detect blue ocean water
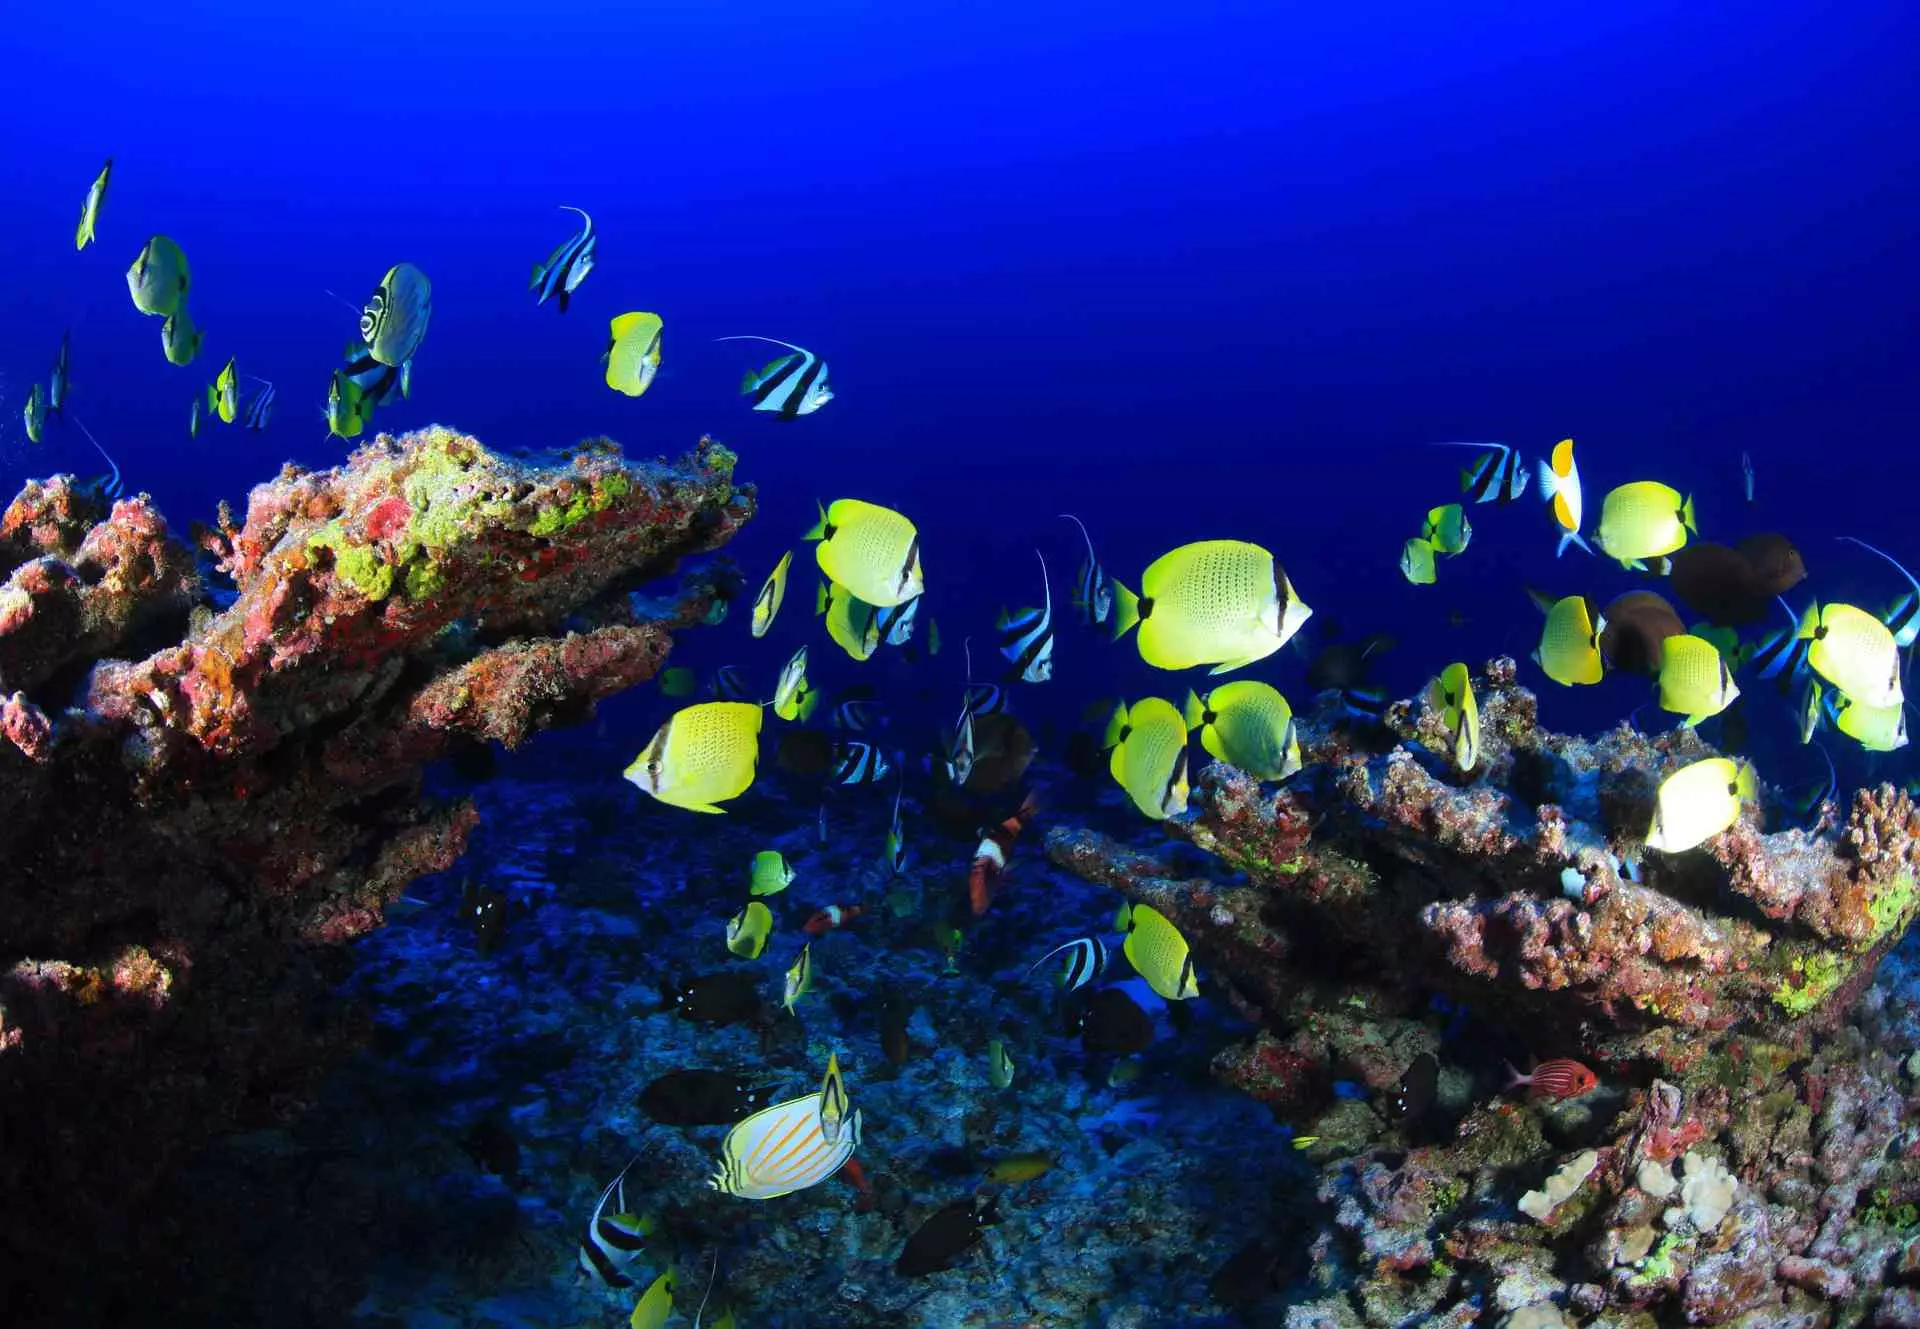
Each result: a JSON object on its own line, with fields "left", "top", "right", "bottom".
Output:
{"left": 7, "top": 3, "right": 1920, "bottom": 1324}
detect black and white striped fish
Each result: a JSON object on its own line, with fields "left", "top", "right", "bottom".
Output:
{"left": 242, "top": 380, "right": 276, "bottom": 431}
{"left": 830, "top": 740, "right": 891, "bottom": 785}
{"left": 1060, "top": 513, "right": 1111, "bottom": 625}
{"left": 876, "top": 594, "right": 921, "bottom": 646}
{"left": 831, "top": 699, "right": 884, "bottom": 732}
{"left": 531, "top": 205, "right": 596, "bottom": 313}
{"left": 711, "top": 666, "right": 751, "bottom": 701}
{"left": 577, "top": 1154, "right": 656, "bottom": 1288}
{"left": 341, "top": 340, "right": 407, "bottom": 409}
{"left": 74, "top": 418, "right": 123, "bottom": 501}
{"left": 1440, "top": 442, "right": 1529, "bottom": 504}
{"left": 946, "top": 703, "right": 976, "bottom": 786}
{"left": 717, "top": 335, "right": 833, "bottom": 419}
{"left": 1022, "top": 936, "right": 1107, "bottom": 992}
{"left": 997, "top": 551, "right": 1054, "bottom": 683}
{"left": 965, "top": 683, "right": 1008, "bottom": 717}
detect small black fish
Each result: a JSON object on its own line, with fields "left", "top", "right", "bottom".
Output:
{"left": 462, "top": 879, "right": 518, "bottom": 956}
{"left": 459, "top": 1113, "right": 521, "bottom": 1185}
{"left": 669, "top": 971, "right": 765, "bottom": 1025}
{"left": 637, "top": 1069, "right": 777, "bottom": 1126}
{"left": 1387, "top": 1051, "right": 1438, "bottom": 1121}
{"left": 1075, "top": 988, "right": 1154, "bottom": 1055}
{"left": 896, "top": 1193, "right": 1000, "bottom": 1277}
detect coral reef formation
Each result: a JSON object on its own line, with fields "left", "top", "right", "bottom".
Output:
{"left": 1047, "top": 657, "right": 1920, "bottom": 1324}
{"left": 0, "top": 427, "right": 749, "bottom": 1317}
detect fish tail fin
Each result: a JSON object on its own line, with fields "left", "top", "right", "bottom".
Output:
{"left": 1523, "top": 585, "right": 1555, "bottom": 616}
{"left": 815, "top": 581, "right": 831, "bottom": 616}
{"left": 1556, "top": 530, "right": 1592, "bottom": 558}
{"left": 1102, "top": 702, "right": 1129, "bottom": 750}
{"left": 1796, "top": 602, "right": 1820, "bottom": 641}
{"left": 1111, "top": 580, "right": 1141, "bottom": 639}
{"left": 1679, "top": 494, "right": 1697, "bottom": 534}
{"left": 803, "top": 500, "right": 829, "bottom": 542}
{"left": 529, "top": 261, "right": 546, "bottom": 290}
{"left": 1181, "top": 690, "right": 1206, "bottom": 732}
{"left": 1503, "top": 1061, "right": 1527, "bottom": 1091}
{"left": 1533, "top": 457, "right": 1558, "bottom": 501}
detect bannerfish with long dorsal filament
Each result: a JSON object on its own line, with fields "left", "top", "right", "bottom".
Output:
{"left": 531, "top": 205, "right": 595, "bottom": 311}
{"left": 717, "top": 335, "right": 833, "bottom": 418}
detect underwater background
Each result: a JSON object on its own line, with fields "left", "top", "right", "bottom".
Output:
{"left": 6, "top": 3, "right": 1920, "bottom": 1327}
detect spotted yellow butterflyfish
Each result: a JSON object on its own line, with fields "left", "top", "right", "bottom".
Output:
{"left": 1798, "top": 601, "right": 1902, "bottom": 710}
{"left": 710, "top": 1053, "right": 861, "bottom": 1199}
{"left": 804, "top": 498, "right": 923, "bottom": 608}
{"left": 1111, "top": 539, "right": 1312, "bottom": 674}
{"left": 623, "top": 701, "right": 762, "bottom": 814}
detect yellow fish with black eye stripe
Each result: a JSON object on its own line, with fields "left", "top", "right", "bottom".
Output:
{"left": 1429, "top": 662, "right": 1479, "bottom": 772}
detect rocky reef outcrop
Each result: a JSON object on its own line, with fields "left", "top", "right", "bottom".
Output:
{"left": 1049, "top": 657, "right": 1920, "bottom": 1325}
{"left": 0, "top": 427, "right": 749, "bottom": 1315}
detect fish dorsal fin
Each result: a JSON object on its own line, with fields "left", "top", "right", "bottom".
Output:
{"left": 1059, "top": 512, "right": 1097, "bottom": 564}
{"left": 715, "top": 334, "right": 810, "bottom": 356}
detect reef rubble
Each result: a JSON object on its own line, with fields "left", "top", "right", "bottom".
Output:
{"left": 1048, "top": 657, "right": 1920, "bottom": 1325}
{"left": 0, "top": 426, "right": 750, "bottom": 1317}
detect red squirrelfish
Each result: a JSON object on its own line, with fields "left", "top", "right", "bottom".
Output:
{"left": 1505, "top": 1058, "right": 1598, "bottom": 1100}
{"left": 969, "top": 791, "right": 1040, "bottom": 917}
{"left": 803, "top": 903, "right": 866, "bottom": 936}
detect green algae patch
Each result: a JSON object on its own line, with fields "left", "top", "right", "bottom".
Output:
{"left": 1772, "top": 948, "right": 1850, "bottom": 1014}
{"left": 527, "top": 471, "right": 633, "bottom": 539}
{"left": 1865, "top": 870, "right": 1917, "bottom": 949}
{"left": 400, "top": 429, "right": 516, "bottom": 554}
{"left": 308, "top": 522, "right": 395, "bottom": 601}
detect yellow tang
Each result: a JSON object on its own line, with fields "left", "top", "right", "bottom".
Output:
{"left": 726, "top": 900, "right": 774, "bottom": 959}
{"left": 1429, "top": 662, "right": 1479, "bottom": 772}
{"left": 361, "top": 262, "right": 432, "bottom": 368}
{"left": 1533, "top": 594, "right": 1605, "bottom": 686}
{"left": 630, "top": 1269, "right": 675, "bottom": 1329}
{"left": 1115, "top": 900, "right": 1200, "bottom": 1000}
{"left": 1592, "top": 481, "right": 1695, "bottom": 568}
{"left": 604, "top": 311, "right": 664, "bottom": 397}
{"left": 805, "top": 498, "right": 924, "bottom": 608}
{"left": 1182, "top": 681, "right": 1301, "bottom": 780}
{"left": 1422, "top": 504, "right": 1471, "bottom": 555}
{"left": 984, "top": 1152, "right": 1052, "bottom": 1184}
{"left": 1832, "top": 689, "right": 1908, "bottom": 752}
{"left": 208, "top": 357, "right": 239, "bottom": 424}
{"left": 126, "top": 234, "right": 190, "bottom": 317}
{"left": 1646, "top": 756, "right": 1755, "bottom": 853}
{"left": 161, "top": 307, "right": 204, "bottom": 367}
{"left": 623, "top": 701, "right": 762, "bottom": 814}
{"left": 1103, "top": 696, "right": 1190, "bottom": 820}
{"left": 783, "top": 942, "right": 813, "bottom": 1012}
{"left": 1799, "top": 602, "right": 1901, "bottom": 709}
{"left": 1112, "top": 539, "right": 1313, "bottom": 674}
{"left": 816, "top": 580, "right": 882, "bottom": 662}
{"left": 1400, "top": 537, "right": 1438, "bottom": 586}
{"left": 754, "top": 550, "right": 793, "bottom": 638}
{"left": 76, "top": 158, "right": 111, "bottom": 250}
{"left": 750, "top": 849, "right": 795, "bottom": 895}
{"left": 772, "top": 646, "right": 811, "bottom": 722}
{"left": 1656, "top": 633, "right": 1740, "bottom": 727}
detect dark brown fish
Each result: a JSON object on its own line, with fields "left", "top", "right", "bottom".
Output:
{"left": 637, "top": 1069, "right": 777, "bottom": 1125}
{"left": 459, "top": 1114, "right": 520, "bottom": 1185}
{"left": 1387, "top": 1051, "right": 1438, "bottom": 1121}
{"left": 963, "top": 713, "right": 1035, "bottom": 794}
{"left": 1306, "top": 633, "right": 1394, "bottom": 692}
{"left": 1737, "top": 532, "right": 1806, "bottom": 596}
{"left": 1668, "top": 542, "right": 1768, "bottom": 626}
{"left": 1599, "top": 591, "right": 1686, "bottom": 674}
{"left": 1076, "top": 988, "right": 1154, "bottom": 1055}
{"left": 774, "top": 729, "right": 835, "bottom": 778}
{"left": 668, "top": 971, "right": 765, "bottom": 1024}
{"left": 896, "top": 1193, "right": 1000, "bottom": 1276}
{"left": 879, "top": 995, "right": 913, "bottom": 1068}
{"left": 462, "top": 878, "right": 517, "bottom": 957}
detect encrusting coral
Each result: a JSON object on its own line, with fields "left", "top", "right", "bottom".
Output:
{"left": 1047, "top": 657, "right": 1920, "bottom": 1324}
{"left": 0, "top": 426, "right": 751, "bottom": 1316}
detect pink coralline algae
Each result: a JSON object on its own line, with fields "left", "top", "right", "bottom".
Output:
{"left": 1047, "top": 657, "right": 1920, "bottom": 1325}
{"left": 0, "top": 426, "right": 751, "bottom": 1310}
